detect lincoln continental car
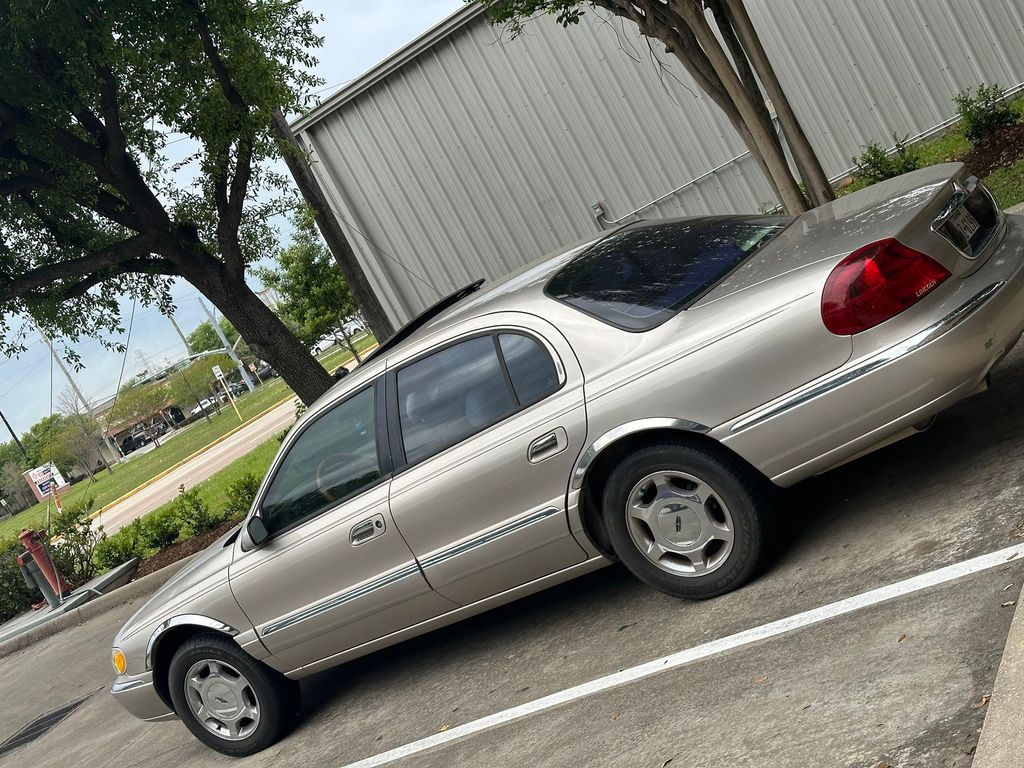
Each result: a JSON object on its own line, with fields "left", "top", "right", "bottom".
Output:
{"left": 110, "top": 163, "right": 1023, "bottom": 754}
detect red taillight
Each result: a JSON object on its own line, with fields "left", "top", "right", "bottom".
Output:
{"left": 821, "top": 238, "right": 950, "bottom": 335}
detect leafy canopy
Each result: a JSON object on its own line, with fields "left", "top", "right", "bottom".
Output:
{"left": 257, "top": 207, "right": 359, "bottom": 348}
{"left": 0, "top": 0, "right": 322, "bottom": 362}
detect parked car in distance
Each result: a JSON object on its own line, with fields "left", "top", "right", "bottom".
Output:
{"left": 255, "top": 363, "right": 278, "bottom": 380}
{"left": 190, "top": 398, "right": 216, "bottom": 417}
{"left": 111, "top": 164, "right": 1024, "bottom": 755}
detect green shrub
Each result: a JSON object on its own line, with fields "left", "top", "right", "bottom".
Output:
{"left": 222, "top": 473, "right": 261, "bottom": 520}
{"left": 139, "top": 506, "right": 181, "bottom": 549}
{"left": 0, "top": 537, "right": 37, "bottom": 623}
{"left": 93, "top": 519, "right": 149, "bottom": 571}
{"left": 954, "top": 84, "right": 1017, "bottom": 145}
{"left": 852, "top": 134, "right": 921, "bottom": 185}
{"left": 171, "top": 484, "right": 218, "bottom": 538}
{"left": 48, "top": 497, "right": 102, "bottom": 588}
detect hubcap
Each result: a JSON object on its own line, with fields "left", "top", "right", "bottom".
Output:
{"left": 183, "top": 659, "right": 260, "bottom": 741}
{"left": 625, "top": 470, "right": 735, "bottom": 577}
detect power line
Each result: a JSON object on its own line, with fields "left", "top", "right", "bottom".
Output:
{"left": 323, "top": 202, "right": 442, "bottom": 297}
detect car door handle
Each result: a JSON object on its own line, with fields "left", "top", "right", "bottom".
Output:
{"left": 350, "top": 514, "right": 385, "bottom": 546}
{"left": 528, "top": 429, "right": 566, "bottom": 463}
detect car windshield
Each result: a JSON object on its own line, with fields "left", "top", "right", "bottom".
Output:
{"left": 545, "top": 216, "right": 791, "bottom": 331}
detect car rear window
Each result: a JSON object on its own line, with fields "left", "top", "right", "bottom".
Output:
{"left": 545, "top": 217, "right": 791, "bottom": 331}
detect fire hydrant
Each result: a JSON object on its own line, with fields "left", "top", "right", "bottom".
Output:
{"left": 19, "top": 529, "right": 71, "bottom": 598}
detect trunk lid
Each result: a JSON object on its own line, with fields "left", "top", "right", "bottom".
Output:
{"left": 697, "top": 162, "right": 1002, "bottom": 309}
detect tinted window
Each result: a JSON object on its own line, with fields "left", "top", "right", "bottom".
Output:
{"left": 261, "top": 387, "right": 380, "bottom": 534}
{"left": 546, "top": 217, "right": 791, "bottom": 331}
{"left": 499, "top": 334, "right": 559, "bottom": 405}
{"left": 398, "top": 336, "right": 515, "bottom": 465}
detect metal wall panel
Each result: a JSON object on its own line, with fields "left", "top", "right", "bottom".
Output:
{"left": 297, "top": 2, "right": 1024, "bottom": 325}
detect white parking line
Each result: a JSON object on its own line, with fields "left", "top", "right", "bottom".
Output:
{"left": 340, "top": 542, "right": 1024, "bottom": 768}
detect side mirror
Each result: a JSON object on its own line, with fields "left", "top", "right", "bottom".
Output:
{"left": 242, "top": 516, "right": 269, "bottom": 550}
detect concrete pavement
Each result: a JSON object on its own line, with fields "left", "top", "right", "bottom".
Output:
{"left": 92, "top": 398, "right": 295, "bottom": 535}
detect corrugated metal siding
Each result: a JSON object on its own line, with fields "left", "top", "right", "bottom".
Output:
{"left": 298, "top": 2, "right": 1024, "bottom": 326}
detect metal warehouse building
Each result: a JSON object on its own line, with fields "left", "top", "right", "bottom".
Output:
{"left": 293, "top": 2, "right": 1024, "bottom": 327}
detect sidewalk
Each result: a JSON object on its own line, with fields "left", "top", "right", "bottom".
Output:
{"left": 972, "top": 591, "right": 1024, "bottom": 767}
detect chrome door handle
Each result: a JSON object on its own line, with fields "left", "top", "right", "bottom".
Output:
{"left": 350, "top": 514, "right": 385, "bottom": 546}
{"left": 528, "top": 430, "right": 564, "bottom": 463}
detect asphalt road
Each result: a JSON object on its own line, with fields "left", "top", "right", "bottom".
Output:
{"left": 6, "top": 342, "right": 1024, "bottom": 767}
{"left": 92, "top": 398, "right": 296, "bottom": 535}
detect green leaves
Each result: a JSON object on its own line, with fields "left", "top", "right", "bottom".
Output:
{"left": 257, "top": 206, "right": 359, "bottom": 347}
{"left": 0, "top": 0, "right": 322, "bottom": 356}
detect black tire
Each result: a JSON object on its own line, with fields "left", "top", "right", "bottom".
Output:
{"left": 602, "top": 439, "right": 774, "bottom": 600}
{"left": 168, "top": 632, "right": 299, "bottom": 757}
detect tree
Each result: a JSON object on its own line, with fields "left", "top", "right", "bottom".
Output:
{"left": 479, "top": 0, "right": 834, "bottom": 212}
{"left": 20, "top": 414, "right": 68, "bottom": 469}
{"left": 0, "top": 461, "right": 34, "bottom": 513}
{"left": 106, "top": 382, "right": 170, "bottom": 446}
{"left": 166, "top": 354, "right": 232, "bottom": 418}
{"left": 57, "top": 388, "right": 115, "bottom": 474}
{"left": 186, "top": 317, "right": 239, "bottom": 354}
{"left": 42, "top": 420, "right": 105, "bottom": 482}
{"left": 258, "top": 207, "right": 365, "bottom": 363}
{"left": 0, "top": 0, "right": 334, "bottom": 405}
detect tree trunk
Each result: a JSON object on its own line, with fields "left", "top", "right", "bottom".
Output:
{"left": 722, "top": 0, "right": 834, "bottom": 206}
{"left": 186, "top": 258, "right": 334, "bottom": 406}
{"left": 670, "top": 0, "right": 808, "bottom": 213}
{"left": 338, "top": 319, "right": 363, "bottom": 364}
{"left": 271, "top": 108, "right": 396, "bottom": 342}
{"left": 79, "top": 462, "right": 96, "bottom": 483}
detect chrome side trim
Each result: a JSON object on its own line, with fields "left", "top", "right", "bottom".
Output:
{"left": 730, "top": 281, "right": 1005, "bottom": 435}
{"left": 571, "top": 418, "right": 710, "bottom": 489}
{"left": 419, "top": 506, "right": 562, "bottom": 569}
{"left": 145, "top": 615, "right": 240, "bottom": 670}
{"left": 262, "top": 563, "right": 421, "bottom": 637}
{"left": 111, "top": 678, "right": 148, "bottom": 694}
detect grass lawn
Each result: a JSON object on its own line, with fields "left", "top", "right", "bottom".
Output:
{"left": 841, "top": 95, "right": 1024, "bottom": 206}
{"left": 0, "top": 334, "right": 376, "bottom": 541}
{"left": 170, "top": 437, "right": 280, "bottom": 521}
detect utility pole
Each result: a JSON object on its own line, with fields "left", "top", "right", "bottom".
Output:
{"left": 38, "top": 328, "right": 123, "bottom": 463}
{"left": 167, "top": 312, "right": 192, "bottom": 356}
{"left": 199, "top": 300, "right": 256, "bottom": 392}
{"left": 0, "top": 409, "right": 27, "bottom": 459}
{"left": 270, "top": 107, "right": 395, "bottom": 341}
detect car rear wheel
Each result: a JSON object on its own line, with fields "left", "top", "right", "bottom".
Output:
{"left": 168, "top": 633, "right": 298, "bottom": 756}
{"left": 602, "top": 440, "right": 773, "bottom": 599}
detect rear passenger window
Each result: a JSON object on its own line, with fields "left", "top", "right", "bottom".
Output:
{"left": 499, "top": 334, "right": 559, "bottom": 406}
{"left": 398, "top": 336, "right": 516, "bottom": 465}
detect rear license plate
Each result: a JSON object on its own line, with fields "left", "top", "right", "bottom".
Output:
{"left": 949, "top": 205, "right": 980, "bottom": 240}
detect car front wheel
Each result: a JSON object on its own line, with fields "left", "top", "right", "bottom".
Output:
{"left": 168, "top": 632, "right": 298, "bottom": 756}
{"left": 602, "top": 440, "right": 774, "bottom": 599}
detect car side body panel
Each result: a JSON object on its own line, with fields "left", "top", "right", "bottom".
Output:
{"left": 385, "top": 312, "right": 590, "bottom": 606}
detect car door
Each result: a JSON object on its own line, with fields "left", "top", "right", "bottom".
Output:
{"left": 386, "top": 318, "right": 589, "bottom": 606}
{"left": 229, "top": 381, "right": 457, "bottom": 672}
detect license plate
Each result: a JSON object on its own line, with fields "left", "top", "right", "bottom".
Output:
{"left": 949, "top": 205, "right": 980, "bottom": 241}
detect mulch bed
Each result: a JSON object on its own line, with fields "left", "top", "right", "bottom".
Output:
{"left": 959, "top": 122, "right": 1024, "bottom": 177}
{"left": 132, "top": 519, "right": 240, "bottom": 580}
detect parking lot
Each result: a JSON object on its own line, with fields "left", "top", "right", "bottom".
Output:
{"left": 5, "top": 342, "right": 1024, "bottom": 767}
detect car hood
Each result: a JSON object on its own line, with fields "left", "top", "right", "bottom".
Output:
{"left": 114, "top": 525, "right": 241, "bottom": 645}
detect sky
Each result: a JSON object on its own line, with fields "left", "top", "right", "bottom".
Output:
{"left": 0, "top": 0, "right": 463, "bottom": 441}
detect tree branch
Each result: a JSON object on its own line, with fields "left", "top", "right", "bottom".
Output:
{"left": 0, "top": 235, "right": 158, "bottom": 302}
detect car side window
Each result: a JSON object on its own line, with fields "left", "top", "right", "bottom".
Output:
{"left": 498, "top": 333, "right": 559, "bottom": 406}
{"left": 397, "top": 336, "right": 516, "bottom": 465}
{"left": 261, "top": 386, "right": 381, "bottom": 535}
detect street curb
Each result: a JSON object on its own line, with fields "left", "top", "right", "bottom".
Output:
{"left": 88, "top": 394, "right": 295, "bottom": 521}
{"left": 972, "top": 588, "right": 1024, "bottom": 767}
{"left": 0, "top": 555, "right": 197, "bottom": 660}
